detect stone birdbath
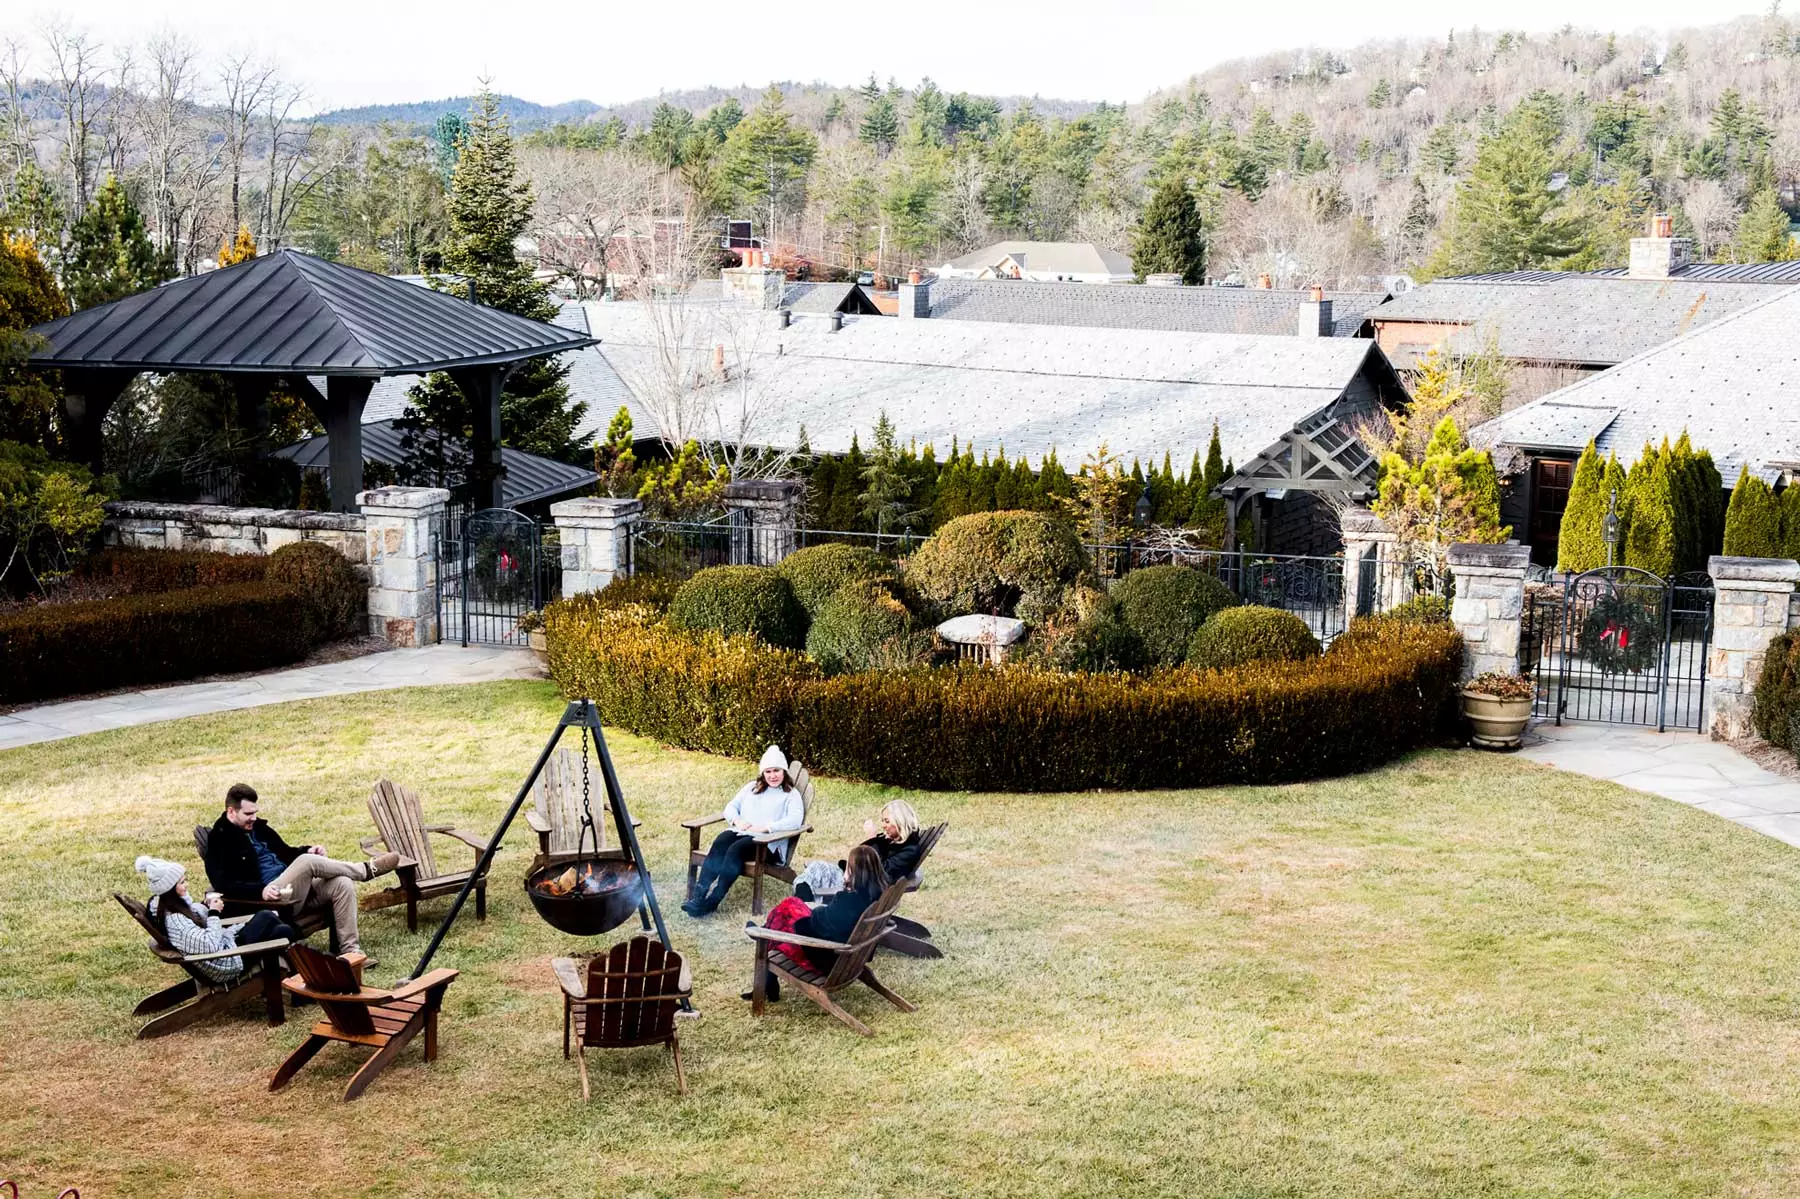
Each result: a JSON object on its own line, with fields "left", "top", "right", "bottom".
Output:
{"left": 936, "top": 614, "right": 1027, "bottom": 665}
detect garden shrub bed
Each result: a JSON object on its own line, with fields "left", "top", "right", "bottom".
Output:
{"left": 0, "top": 582, "right": 311, "bottom": 703}
{"left": 545, "top": 594, "right": 1463, "bottom": 790}
{"left": 76, "top": 547, "right": 271, "bottom": 594}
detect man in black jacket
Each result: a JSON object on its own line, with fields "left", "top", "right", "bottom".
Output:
{"left": 203, "top": 783, "right": 397, "bottom": 957}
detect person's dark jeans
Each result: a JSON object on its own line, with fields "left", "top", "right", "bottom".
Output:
{"left": 690, "top": 831, "right": 761, "bottom": 913}
{"left": 238, "top": 909, "right": 294, "bottom": 947}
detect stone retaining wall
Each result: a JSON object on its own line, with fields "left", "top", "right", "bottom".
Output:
{"left": 103, "top": 501, "right": 366, "bottom": 564}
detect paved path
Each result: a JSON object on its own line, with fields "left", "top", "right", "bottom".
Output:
{"left": 1519, "top": 721, "right": 1800, "bottom": 849}
{"left": 0, "top": 645, "right": 546, "bottom": 751}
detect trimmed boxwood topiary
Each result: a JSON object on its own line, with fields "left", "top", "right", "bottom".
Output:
{"left": 589, "top": 573, "right": 683, "bottom": 613}
{"left": 806, "top": 580, "right": 930, "bottom": 674}
{"left": 669, "top": 565, "right": 806, "bottom": 648}
{"left": 1111, "top": 565, "right": 1239, "bottom": 666}
{"left": 265, "top": 541, "right": 366, "bottom": 643}
{"left": 1186, "top": 605, "right": 1320, "bottom": 670}
{"left": 1054, "top": 614, "right": 1146, "bottom": 673}
{"left": 903, "top": 510, "right": 1090, "bottom": 624}
{"left": 777, "top": 543, "right": 897, "bottom": 617}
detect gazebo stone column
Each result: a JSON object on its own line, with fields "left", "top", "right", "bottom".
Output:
{"left": 1340, "top": 507, "right": 1399, "bottom": 627}
{"left": 1447, "top": 542, "right": 1530, "bottom": 679}
{"left": 359, "top": 486, "right": 450, "bottom": 648}
{"left": 724, "top": 479, "right": 805, "bottom": 566}
{"left": 550, "top": 497, "right": 643, "bottom": 596}
{"left": 1705, "top": 556, "right": 1800, "bottom": 739}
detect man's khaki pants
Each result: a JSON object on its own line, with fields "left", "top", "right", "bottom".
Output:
{"left": 269, "top": 854, "right": 368, "bottom": 952}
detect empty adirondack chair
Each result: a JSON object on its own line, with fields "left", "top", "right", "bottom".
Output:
{"left": 745, "top": 875, "right": 916, "bottom": 1036}
{"left": 682, "top": 758, "right": 815, "bottom": 915}
{"left": 194, "top": 824, "right": 338, "bottom": 953}
{"left": 270, "top": 943, "right": 458, "bottom": 1102}
{"left": 114, "top": 892, "right": 293, "bottom": 1038}
{"left": 361, "top": 780, "right": 494, "bottom": 932}
{"left": 553, "top": 936, "right": 692, "bottom": 1098}
{"left": 524, "top": 748, "right": 643, "bottom": 872}
{"left": 883, "top": 821, "right": 949, "bottom": 960}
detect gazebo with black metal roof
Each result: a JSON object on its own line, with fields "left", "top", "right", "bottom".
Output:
{"left": 27, "top": 248, "right": 596, "bottom": 511}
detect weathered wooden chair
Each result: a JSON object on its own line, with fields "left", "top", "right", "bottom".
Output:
{"left": 745, "top": 876, "right": 916, "bottom": 1036}
{"left": 194, "top": 824, "right": 338, "bottom": 953}
{"left": 682, "top": 758, "right": 815, "bottom": 915}
{"left": 552, "top": 936, "right": 691, "bottom": 1098}
{"left": 361, "top": 779, "right": 494, "bottom": 932}
{"left": 114, "top": 892, "right": 293, "bottom": 1039}
{"left": 524, "top": 748, "right": 642, "bottom": 873}
{"left": 883, "top": 821, "right": 949, "bottom": 960}
{"left": 270, "top": 942, "right": 458, "bottom": 1102}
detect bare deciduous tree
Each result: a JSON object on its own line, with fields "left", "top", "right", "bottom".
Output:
{"left": 41, "top": 18, "right": 101, "bottom": 217}
{"left": 217, "top": 52, "right": 276, "bottom": 233}
{"left": 522, "top": 146, "right": 655, "bottom": 297}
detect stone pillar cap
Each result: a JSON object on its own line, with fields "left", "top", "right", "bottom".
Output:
{"left": 1708, "top": 555, "right": 1800, "bottom": 584}
{"left": 723, "top": 478, "right": 804, "bottom": 502}
{"left": 1447, "top": 542, "right": 1531, "bottom": 570}
{"left": 1339, "top": 507, "right": 1391, "bottom": 536}
{"left": 550, "top": 496, "right": 644, "bottom": 519}
{"left": 358, "top": 485, "right": 451, "bottom": 511}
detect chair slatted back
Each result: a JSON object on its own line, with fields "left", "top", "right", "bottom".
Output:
{"left": 115, "top": 892, "right": 181, "bottom": 958}
{"left": 583, "top": 936, "right": 684, "bottom": 1048}
{"left": 789, "top": 760, "right": 815, "bottom": 823}
{"left": 911, "top": 822, "right": 949, "bottom": 881}
{"left": 821, "top": 877, "right": 910, "bottom": 990}
{"left": 534, "top": 749, "right": 592, "bottom": 855}
{"left": 192, "top": 825, "right": 210, "bottom": 860}
{"left": 290, "top": 943, "right": 377, "bottom": 1038}
{"left": 369, "top": 779, "right": 437, "bottom": 879}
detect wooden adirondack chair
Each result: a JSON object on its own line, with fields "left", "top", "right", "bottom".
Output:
{"left": 114, "top": 892, "right": 293, "bottom": 1038}
{"left": 553, "top": 936, "right": 691, "bottom": 1098}
{"left": 194, "top": 824, "right": 338, "bottom": 953}
{"left": 524, "top": 748, "right": 643, "bottom": 873}
{"left": 682, "top": 759, "right": 815, "bottom": 915}
{"left": 270, "top": 943, "right": 458, "bottom": 1102}
{"left": 883, "top": 821, "right": 949, "bottom": 960}
{"left": 745, "top": 876, "right": 916, "bottom": 1036}
{"left": 361, "top": 780, "right": 494, "bottom": 932}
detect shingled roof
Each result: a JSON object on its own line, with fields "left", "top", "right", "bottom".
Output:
{"left": 27, "top": 249, "right": 595, "bottom": 374}
{"left": 1469, "top": 286, "right": 1800, "bottom": 482}
{"left": 923, "top": 278, "right": 1384, "bottom": 337}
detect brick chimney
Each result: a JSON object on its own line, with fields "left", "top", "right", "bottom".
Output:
{"left": 721, "top": 258, "right": 785, "bottom": 309}
{"left": 1628, "top": 211, "right": 1692, "bottom": 279}
{"left": 1297, "top": 285, "right": 1332, "bottom": 337}
{"left": 1257, "top": 273, "right": 1273, "bottom": 290}
{"left": 898, "top": 270, "right": 933, "bottom": 319}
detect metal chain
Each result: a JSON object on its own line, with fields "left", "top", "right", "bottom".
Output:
{"left": 577, "top": 718, "right": 598, "bottom": 858}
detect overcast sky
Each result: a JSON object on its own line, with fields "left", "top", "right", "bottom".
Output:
{"left": 13, "top": 1, "right": 1771, "bottom": 112}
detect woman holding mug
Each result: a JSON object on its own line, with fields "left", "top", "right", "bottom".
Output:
{"left": 136, "top": 855, "right": 294, "bottom": 982}
{"left": 682, "top": 746, "right": 806, "bottom": 917}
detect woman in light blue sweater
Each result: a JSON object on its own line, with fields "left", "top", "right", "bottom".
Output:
{"left": 682, "top": 745, "right": 805, "bottom": 917}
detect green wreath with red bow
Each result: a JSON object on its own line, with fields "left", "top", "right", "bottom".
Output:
{"left": 1577, "top": 591, "right": 1663, "bottom": 673}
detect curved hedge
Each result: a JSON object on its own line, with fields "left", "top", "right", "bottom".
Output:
{"left": 1112, "top": 565, "right": 1239, "bottom": 666}
{"left": 669, "top": 565, "right": 807, "bottom": 649}
{"left": 545, "top": 597, "right": 1463, "bottom": 790}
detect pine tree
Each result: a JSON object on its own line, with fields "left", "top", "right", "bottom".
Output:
{"left": 1131, "top": 176, "right": 1206, "bottom": 284}
{"left": 593, "top": 406, "right": 637, "bottom": 498}
{"left": 859, "top": 95, "right": 901, "bottom": 156}
{"left": 1724, "top": 468, "right": 1784, "bottom": 557}
{"left": 1557, "top": 440, "right": 1605, "bottom": 572}
{"left": 63, "top": 175, "right": 169, "bottom": 311}
{"left": 858, "top": 412, "right": 915, "bottom": 534}
{"left": 723, "top": 86, "right": 818, "bottom": 240}
{"left": 1436, "top": 115, "right": 1590, "bottom": 273}
{"left": 216, "top": 224, "right": 257, "bottom": 268}
{"left": 1732, "top": 188, "right": 1799, "bottom": 263}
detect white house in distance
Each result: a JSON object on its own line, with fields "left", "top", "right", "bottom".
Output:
{"left": 935, "top": 240, "right": 1135, "bottom": 283}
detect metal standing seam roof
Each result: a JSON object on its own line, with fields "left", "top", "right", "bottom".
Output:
{"left": 1468, "top": 286, "right": 1800, "bottom": 483}
{"left": 26, "top": 249, "right": 596, "bottom": 375}
{"left": 273, "top": 418, "right": 598, "bottom": 507}
{"left": 924, "top": 278, "right": 1385, "bottom": 337}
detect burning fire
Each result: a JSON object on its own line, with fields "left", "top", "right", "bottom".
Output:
{"left": 536, "top": 861, "right": 631, "bottom": 898}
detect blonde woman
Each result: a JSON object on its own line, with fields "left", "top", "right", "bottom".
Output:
{"left": 794, "top": 799, "right": 925, "bottom": 901}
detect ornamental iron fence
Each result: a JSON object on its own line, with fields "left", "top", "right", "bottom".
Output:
{"left": 435, "top": 507, "right": 559, "bottom": 646}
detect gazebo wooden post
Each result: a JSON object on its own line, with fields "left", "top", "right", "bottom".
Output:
{"left": 323, "top": 377, "right": 374, "bottom": 513}
{"left": 57, "top": 367, "right": 138, "bottom": 475}
{"left": 450, "top": 365, "right": 512, "bottom": 511}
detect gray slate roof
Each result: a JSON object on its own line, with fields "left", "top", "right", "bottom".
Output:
{"left": 27, "top": 249, "right": 595, "bottom": 374}
{"left": 583, "top": 303, "right": 1400, "bottom": 470}
{"left": 925, "top": 278, "right": 1384, "bottom": 337}
{"left": 273, "top": 418, "right": 598, "bottom": 507}
{"left": 941, "top": 240, "right": 1134, "bottom": 277}
{"left": 1369, "top": 274, "right": 1787, "bottom": 366}
{"left": 1468, "top": 286, "right": 1800, "bottom": 482}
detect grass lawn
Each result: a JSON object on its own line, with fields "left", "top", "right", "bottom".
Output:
{"left": 4, "top": 680, "right": 1800, "bottom": 1197}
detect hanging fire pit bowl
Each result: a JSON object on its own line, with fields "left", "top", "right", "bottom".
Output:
{"left": 525, "top": 858, "right": 644, "bottom": 936}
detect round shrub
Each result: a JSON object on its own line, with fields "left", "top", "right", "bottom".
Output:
{"left": 1111, "top": 565, "right": 1239, "bottom": 666}
{"left": 669, "top": 565, "right": 806, "bottom": 649}
{"left": 777, "top": 543, "right": 896, "bottom": 617}
{"left": 265, "top": 541, "right": 364, "bottom": 644}
{"left": 806, "top": 580, "right": 929, "bottom": 674}
{"left": 590, "top": 573, "right": 683, "bottom": 613}
{"left": 1186, "top": 605, "right": 1320, "bottom": 670}
{"left": 903, "top": 510, "right": 1090, "bottom": 624}
{"left": 1387, "top": 594, "right": 1452, "bottom": 624}
{"left": 1053, "top": 615, "right": 1146, "bottom": 673}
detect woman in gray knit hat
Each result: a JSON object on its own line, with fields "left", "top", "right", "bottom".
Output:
{"left": 136, "top": 855, "right": 293, "bottom": 983}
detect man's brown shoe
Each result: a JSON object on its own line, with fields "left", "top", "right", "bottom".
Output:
{"left": 364, "top": 851, "right": 402, "bottom": 879}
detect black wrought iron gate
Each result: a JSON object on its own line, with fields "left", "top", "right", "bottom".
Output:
{"left": 435, "top": 507, "right": 559, "bottom": 646}
{"left": 1525, "top": 566, "right": 1714, "bottom": 731}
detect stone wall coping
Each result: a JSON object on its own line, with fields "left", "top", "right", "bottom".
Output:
{"left": 356, "top": 486, "right": 451, "bottom": 513}
{"left": 1447, "top": 542, "right": 1531, "bottom": 571}
{"left": 550, "top": 497, "right": 643, "bottom": 520}
{"left": 723, "top": 479, "right": 803, "bottom": 502}
{"left": 104, "top": 500, "right": 365, "bottom": 532}
{"left": 1339, "top": 507, "right": 1392, "bottom": 536}
{"left": 1708, "top": 555, "right": 1800, "bottom": 585}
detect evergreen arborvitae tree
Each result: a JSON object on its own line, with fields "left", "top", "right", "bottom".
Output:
{"left": 1039, "top": 450, "right": 1072, "bottom": 504}
{"left": 992, "top": 448, "right": 1018, "bottom": 509}
{"left": 827, "top": 435, "right": 866, "bottom": 529}
{"left": 970, "top": 451, "right": 998, "bottom": 513}
{"left": 1132, "top": 177, "right": 1206, "bottom": 284}
{"left": 1599, "top": 453, "right": 1630, "bottom": 565}
{"left": 807, "top": 454, "right": 840, "bottom": 526}
{"left": 216, "top": 224, "right": 257, "bottom": 268}
{"left": 1622, "top": 445, "right": 1679, "bottom": 577}
{"left": 1780, "top": 484, "right": 1800, "bottom": 561}
{"left": 1557, "top": 440, "right": 1605, "bottom": 573}
{"left": 1723, "top": 468, "right": 1784, "bottom": 557}
{"left": 1694, "top": 448, "right": 1725, "bottom": 562}
{"left": 858, "top": 412, "right": 914, "bottom": 533}
{"left": 1191, "top": 423, "right": 1227, "bottom": 528}
{"left": 63, "top": 175, "right": 169, "bottom": 310}
{"left": 1733, "top": 189, "right": 1799, "bottom": 263}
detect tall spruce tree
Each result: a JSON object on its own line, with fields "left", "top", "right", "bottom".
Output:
{"left": 62, "top": 175, "right": 169, "bottom": 311}
{"left": 858, "top": 412, "right": 915, "bottom": 533}
{"left": 723, "top": 87, "right": 817, "bottom": 241}
{"left": 1132, "top": 177, "right": 1206, "bottom": 284}
{"left": 1732, "top": 188, "right": 1799, "bottom": 263}
{"left": 1557, "top": 440, "right": 1604, "bottom": 572}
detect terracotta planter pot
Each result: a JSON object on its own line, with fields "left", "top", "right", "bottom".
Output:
{"left": 527, "top": 630, "right": 547, "bottom": 654}
{"left": 1462, "top": 690, "right": 1532, "bottom": 749}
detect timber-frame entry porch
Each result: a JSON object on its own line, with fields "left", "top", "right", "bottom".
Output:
{"left": 1220, "top": 410, "right": 1377, "bottom": 551}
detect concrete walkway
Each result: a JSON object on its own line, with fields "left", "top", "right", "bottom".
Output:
{"left": 1519, "top": 721, "right": 1800, "bottom": 849}
{"left": 0, "top": 645, "right": 546, "bottom": 751}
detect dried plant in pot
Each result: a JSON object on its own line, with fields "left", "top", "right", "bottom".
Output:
{"left": 1462, "top": 671, "right": 1534, "bottom": 750}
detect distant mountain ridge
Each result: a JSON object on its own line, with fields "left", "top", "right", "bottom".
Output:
{"left": 315, "top": 94, "right": 602, "bottom": 128}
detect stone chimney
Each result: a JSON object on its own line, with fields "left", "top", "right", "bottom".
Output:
{"left": 1256, "top": 273, "right": 1273, "bottom": 290}
{"left": 1297, "top": 285, "right": 1332, "bottom": 337}
{"left": 1143, "top": 273, "right": 1184, "bottom": 287}
{"left": 721, "top": 258, "right": 785, "bottom": 309}
{"left": 1628, "top": 211, "right": 1693, "bottom": 279}
{"left": 898, "top": 270, "right": 933, "bottom": 319}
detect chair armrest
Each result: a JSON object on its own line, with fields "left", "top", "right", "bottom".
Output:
{"left": 551, "top": 956, "right": 587, "bottom": 998}
{"left": 388, "top": 968, "right": 460, "bottom": 1002}
{"left": 425, "top": 825, "right": 491, "bottom": 854}
{"left": 744, "top": 925, "right": 850, "bottom": 953}
{"left": 359, "top": 835, "right": 384, "bottom": 855}
{"left": 185, "top": 937, "right": 289, "bottom": 962}
{"left": 751, "top": 824, "right": 811, "bottom": 845}
{"left": 525, "top": 810, "right": 551, "bottom": 833}
{"left": 282, "top": 976, "right": 388, "bottom": 1002}
{"left": 220, "top": 913, "right": 254, "bottom": 928}
{"left": 680, "top": 814, "right": 726, "bottom": 830}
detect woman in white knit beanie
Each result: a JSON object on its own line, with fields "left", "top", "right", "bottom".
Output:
{"left": 682, "top": 745, "right": 806, "bottom": 917}
{"left": 136, "top": 855, "right": 293, "bottom": 983}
